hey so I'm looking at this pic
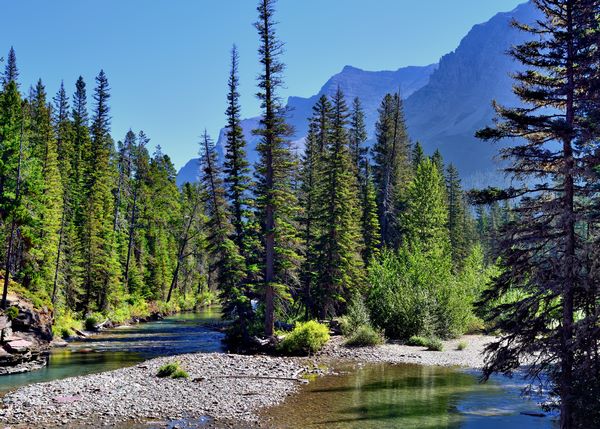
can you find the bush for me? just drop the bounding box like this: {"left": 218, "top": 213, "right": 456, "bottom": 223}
{"left": 407, "top": 335, "right": 443, "bottom": 351}
{"left": 407, "top": 335, "right": 429, "bottom": 347}
{"left": 340, "top": 296, "right": 371, "bottom": 336}
{"left": 157, "top": 362, "right": 185, "bottom": 378}
{"left": 278, "top": 321, "right": 330, "bottom": 355}
{"left": 84, "top": 313, "right": 103, "bottom": 331}
{"left": 52, "top": 311, "right": 83, "bottom": 339}
{"left": 367, "top": 245, "right": 490, "bottom": 340}
{"left": 345, "top": 325, "right": 384, "bottom": 347}
{"left": 426, "top": 338, "right": 444, "bottom": 351}
{"left": 457, "top": 340, "right": 468, "bottom": 351}
{"left": 5, "top": 306, "right": 18, "bottom": 320}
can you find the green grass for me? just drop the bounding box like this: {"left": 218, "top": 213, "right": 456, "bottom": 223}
{"left": 157, "top": 362, "right": 180, "bottom": 377}
{"left": 456, "top": 340, "right": 468, "bottom": 351}
{"left": 5, "top": 306, "right": 18, "bottom": 320}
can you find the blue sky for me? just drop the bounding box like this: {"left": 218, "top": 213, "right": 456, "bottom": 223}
{"left": 1, "top": 0, "right": 524, "bottom": 169}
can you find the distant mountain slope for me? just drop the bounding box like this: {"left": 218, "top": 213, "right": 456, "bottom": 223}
{"left": 176, "top": 64, "right": 436, "bottom": 186}
{"left": 177, "top": 1, "right": 539, "bottom": 188}
{"left": 404, "top": 1, "right": 539, "bottom": 187}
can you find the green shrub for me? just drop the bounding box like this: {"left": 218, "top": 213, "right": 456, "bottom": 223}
{"left": 84, "top": 313, "right": 103, "bottom": 331}
{"left": 5, "top": 306, "right": 18, "bottom": 320}
{"left": 157, "top": 362, "right": 181, "bottom": 378}
{"left": 407, "top": 335, "right": 443, "bottom": 351}
{"left": 52, "top": 311, "right": 83, "bottom": 339}
{"left": 171, "top": 368, "right": 189, "bottom": 379}
{"left": 342, "top": 296, "right": 371, "bottom": 335}
{"left": 367, "top": 245, "right": 491, "bottom": 340}
{"left": 457, "top": 340, "right": 468, "bottom": 351}
{"left": 278, "top": 321, "right": 330, "bottom": 355}
{"left": 407, "top": 335, "right": 429, "bottom": 347}
{"left": 426, "top": 338, "right": 444, "bottom": 351}
{"left": 345, "top": 325, "right": 384, "bottom": 347}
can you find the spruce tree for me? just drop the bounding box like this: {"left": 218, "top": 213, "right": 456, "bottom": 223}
{"left": 446, "top": 163, "right": 470, "bottom": 269}
{"left": 348, "top": 97, "right": 367, "bottom": 173}
{"left": 412, "top": 141, "right": 425, "bottom": 168}
{"left": 199, "top": 130, "right": 248, "bottom": 337}
{"left": 475, "top": 1, "right": 600, "bottom": 426}
{"left": 253, "top": 0, "right": 302, "bottom": 336}
{"left": 223, "top": 45, "right": 252, "bottom": 261}
{"left": 402, "top": 158, "right": 449, "bottom": 253}
{"left": 82, "top": 70, "right": 119, "bottom": 312}
{"left": 2, "top": 47, "right": 18, "bottom": 87}
{"left": 313, "top": 88, "right": 365, "bottom": 318}
{"left": 0, "top": 78, "right": 24, "bottom": 308}
{"left": 372, "top": 92, "right": 411, "bottom": 247}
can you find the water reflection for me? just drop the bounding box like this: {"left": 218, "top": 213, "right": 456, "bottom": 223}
{"left": 0, "top": 308, "right": 223, "bottom": 394}
{"left": 266, "top": 363, "right": 556, "bottom": 429}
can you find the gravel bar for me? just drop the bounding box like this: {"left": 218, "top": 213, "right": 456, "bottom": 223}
{"left": 0, "top": 353, "right": 306, "bottom": 428}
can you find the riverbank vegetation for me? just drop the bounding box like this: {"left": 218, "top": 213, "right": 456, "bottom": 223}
{"left": 1, "top": 0, "right": 599, "bottom": 427}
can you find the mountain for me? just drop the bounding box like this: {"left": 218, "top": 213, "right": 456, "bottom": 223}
{"left": 177, "top": 1, "right": 539, "bottom": 188}
{"left": 175, "top": 65, "right": 436, "bottom": 186}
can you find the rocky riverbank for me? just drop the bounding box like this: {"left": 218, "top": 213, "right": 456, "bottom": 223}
{"left": 319, "top": 334, "right": 493, "bottom": 368}
{"left": 0, "top": 293, "right": 53, "bottom": 376}
{"left": 0, "top": 352, "right": 309, "bottom": 428}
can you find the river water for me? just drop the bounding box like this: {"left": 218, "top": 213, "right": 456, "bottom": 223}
{"left": 0, "top": 310, "right": 557, "bottom": 428}
{"left": 0, "top": 309, "right": 224, "bottom": 394}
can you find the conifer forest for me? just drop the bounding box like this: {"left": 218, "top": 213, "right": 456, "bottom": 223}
{"left": 0, "top": 1, "right": 599, "bottom": 428}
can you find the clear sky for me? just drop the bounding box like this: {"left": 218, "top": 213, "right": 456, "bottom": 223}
{"left": 1, "top": 0, "right": 524, "bottom": 169}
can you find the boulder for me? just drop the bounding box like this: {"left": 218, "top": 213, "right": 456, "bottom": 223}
{"left": 5, "top": 338, "right": 32, "bottom": 353}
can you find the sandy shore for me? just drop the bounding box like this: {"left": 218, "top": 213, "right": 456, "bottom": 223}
{"left": 0, "top": 335, "right": 494, "bottom": 428}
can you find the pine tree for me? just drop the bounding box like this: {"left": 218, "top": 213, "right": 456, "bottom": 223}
{"left": 402, "top": 158, "right": 449, "bottom": 253}
{"left": 372, "top": 92, "right": 411, "bottom": 247}
{"left": 360, "top": 162, "right": 381, "bottom": 264}
{"left": 475, "top": 1, "right": 600, "bottom": 426}
{"left": 412, "top": 141, "right": 425, "bottom": 168}
{"left": 313, "top": 88, "right": 365, "bottom": 318}
{"left": 199, "top": 130, "right": 247, "bottom": 336}
{"left": 27, "top": 80, "right": 63, "bottom": 299}
{"left": 253, "top": 0, "right": 302, "bottom": 336}
{"left": 82, "top": 70, "right": 119, "bottom": 312}
{"left": 0, "top": 77, "right": 24, "bottom": 308}
{"left": 348, "top": 97, "right": 367, "bottom": 173}
{"left": 2, "top": 47, "right": 18, "bottom": 87}
{"left": 223, "top": 45, "right": 252, "bottom": 260}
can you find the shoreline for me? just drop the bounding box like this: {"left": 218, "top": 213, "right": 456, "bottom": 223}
{"left": 0, "top": 334, "right": 493, "bottom": 428}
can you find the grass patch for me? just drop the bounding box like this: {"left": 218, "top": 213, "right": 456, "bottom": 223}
{"left": 278, "top": 321, "right": 330, "bottom": 356}
{"left": 5, "top": 306, "right": 18, "bottom": 320}
{"left": 456, "top": 340, "right": 468, "bottom": 351}
{"left": 52, "top": 311, "right": 83, "bottom": 339}
{"left": 157, "top": 361, "right": 188, "bottom": 379}
{"left": 345, "top": 325, "right": 384, "bottom": 347}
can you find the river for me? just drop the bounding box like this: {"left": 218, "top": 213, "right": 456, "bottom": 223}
{"left": 0, "top": 309, "right": 556, "bottom": 428}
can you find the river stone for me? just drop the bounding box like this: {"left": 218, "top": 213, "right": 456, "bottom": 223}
{"left": 6, "top": 338, "right": 32, "bottom": 353}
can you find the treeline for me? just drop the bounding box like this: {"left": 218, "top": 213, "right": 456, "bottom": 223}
{"left": 0, "top": 50, "right": 211, "bottom": 330}
{"left": 191, "top": 0, "right": 495, "bottom": 346}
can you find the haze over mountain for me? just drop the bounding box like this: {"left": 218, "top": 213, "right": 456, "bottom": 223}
{"left": 177, "top": 1, "right": 539, "bottom": 187}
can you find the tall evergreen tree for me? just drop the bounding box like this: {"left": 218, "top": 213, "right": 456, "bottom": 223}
{"left": 475, "top": 1, "right": 600, "bottom": 426}
{"left": 223, "top": 45, "right": 252, "bottom": 256}
{"left": 402, "top": 158, "right": 449, "bottom": 253}
{"left": 372, "top": 92, "right": 411, "bottom": 247}
{"left": 313, "top": 88, "right": 365, "bottom": 318}
{"left": 199, "top": 131, "right": 247, "bottom": 337}
{"left": 82, "top": 70, "right": 119, "bottom": 312}
{"left": 412, "top": 141, "right": 425, "bottom": 168}
{"left": 348, "top": 97, "right": 367, "bottom": 173}
{"left": 253, "top": 0, "right": 302, "bottom": 336}
{"left": 446, "top": 163, "right": 471, "bottom": 269}
{"left": 2, "top": 47, "right": 18, "bottom": 87}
